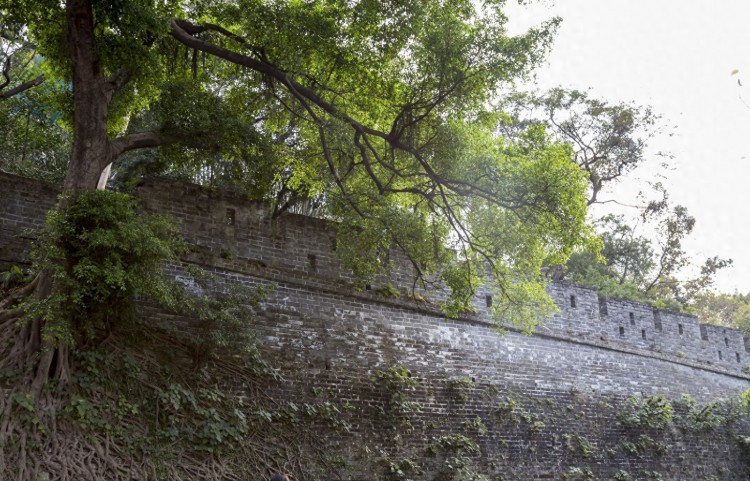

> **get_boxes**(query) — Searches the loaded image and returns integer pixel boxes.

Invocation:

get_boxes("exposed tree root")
[0,278,348,481]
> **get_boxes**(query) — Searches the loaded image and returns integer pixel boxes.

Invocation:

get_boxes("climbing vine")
[372,364,422,431]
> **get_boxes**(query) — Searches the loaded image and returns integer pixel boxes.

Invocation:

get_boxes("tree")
[0,1,596,478]
[564,209,731,311]
[692,291,750,334]
[497,88,731,309]
[0,85,70,182]
[0,17,69,180]
[498,87,663,205]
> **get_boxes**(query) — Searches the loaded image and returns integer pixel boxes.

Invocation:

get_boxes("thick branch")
[0,74,44,101]
[178,21,258,52]
[109,131,180,157]
[104,67,132,103]
[170,17,544,221]
[170,19,386,140]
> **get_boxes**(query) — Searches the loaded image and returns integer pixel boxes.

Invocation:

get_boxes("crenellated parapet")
[543,282,749,373]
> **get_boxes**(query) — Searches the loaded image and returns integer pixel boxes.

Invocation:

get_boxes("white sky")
[505,0,750,293]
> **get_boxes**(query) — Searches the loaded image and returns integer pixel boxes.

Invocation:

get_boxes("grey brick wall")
[0,173,57,267]
[2,172,750,480]
[2,171,748,384]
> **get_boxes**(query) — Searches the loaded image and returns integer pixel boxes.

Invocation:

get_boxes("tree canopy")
[498,87,663,205]
[1,0,596,326]
[564,208,732,312]
[0,2,603,477]
[494,87,731,312]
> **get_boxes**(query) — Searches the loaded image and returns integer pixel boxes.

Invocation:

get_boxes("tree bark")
[62,0,113,193]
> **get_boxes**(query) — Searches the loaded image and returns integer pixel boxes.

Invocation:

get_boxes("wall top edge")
[0,171,727,327]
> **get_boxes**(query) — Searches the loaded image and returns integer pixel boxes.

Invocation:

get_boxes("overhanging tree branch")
[170,18,547,217]
[109,131,182,158]
[170,19,388,140]
[0,74,44,101]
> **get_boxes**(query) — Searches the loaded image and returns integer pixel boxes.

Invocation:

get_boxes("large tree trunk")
[0,0,112,399]
[0,2,181,479]
[27,0,112,392]
[0,3,113,478]
[63,0,113,194]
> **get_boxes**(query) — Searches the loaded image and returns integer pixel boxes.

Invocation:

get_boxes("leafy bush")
[25,190,183,344]
[619,396,673,430]
[24,190,272,364]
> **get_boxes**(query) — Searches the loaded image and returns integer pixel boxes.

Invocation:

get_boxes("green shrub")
[25,190,184,344]
[619,396,673,430]
[25,190,272,364]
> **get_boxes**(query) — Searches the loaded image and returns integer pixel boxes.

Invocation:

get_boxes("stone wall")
[125,175,750,379]
[2,171,750,480]
[0,172,57,266]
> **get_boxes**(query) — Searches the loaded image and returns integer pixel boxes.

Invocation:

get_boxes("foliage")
[0,20,68,182]
[17,189,272,365]
[56,326,353,479]
[673,394,736,432]
[619,435,669,457]
[377,449,424,481]
[740,388,750,412]
[561,433,594,458]
[619,395,673,430]
[154,382,251,453]
[565,211,731,311]
[499,87,662,205]
[3,0,598,334]
[70,362,252,456]
[692,291,750,334]
[494,394,523,425]
[638,470,664,481]
[0,86,70,183]
[427,433,484,481]
[499,90,730,311]
[576,436,595,459]
[462,416,488,435]
[448,376,474,402]
[0,1,669,479]
[372,364,421,430]
[22,190,184,345]
[612,470,632,481]
[0,264,31,290]
[562,466,594,480]
[376,282,401,299]
[165,265,274,366]
[493,393,542,432]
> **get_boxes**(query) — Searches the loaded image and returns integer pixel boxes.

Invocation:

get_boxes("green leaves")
[619,396,674,430]
[25,189,183,344]
[13,0,597,332]
[499,88,661,205]
[565,204,731,311]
